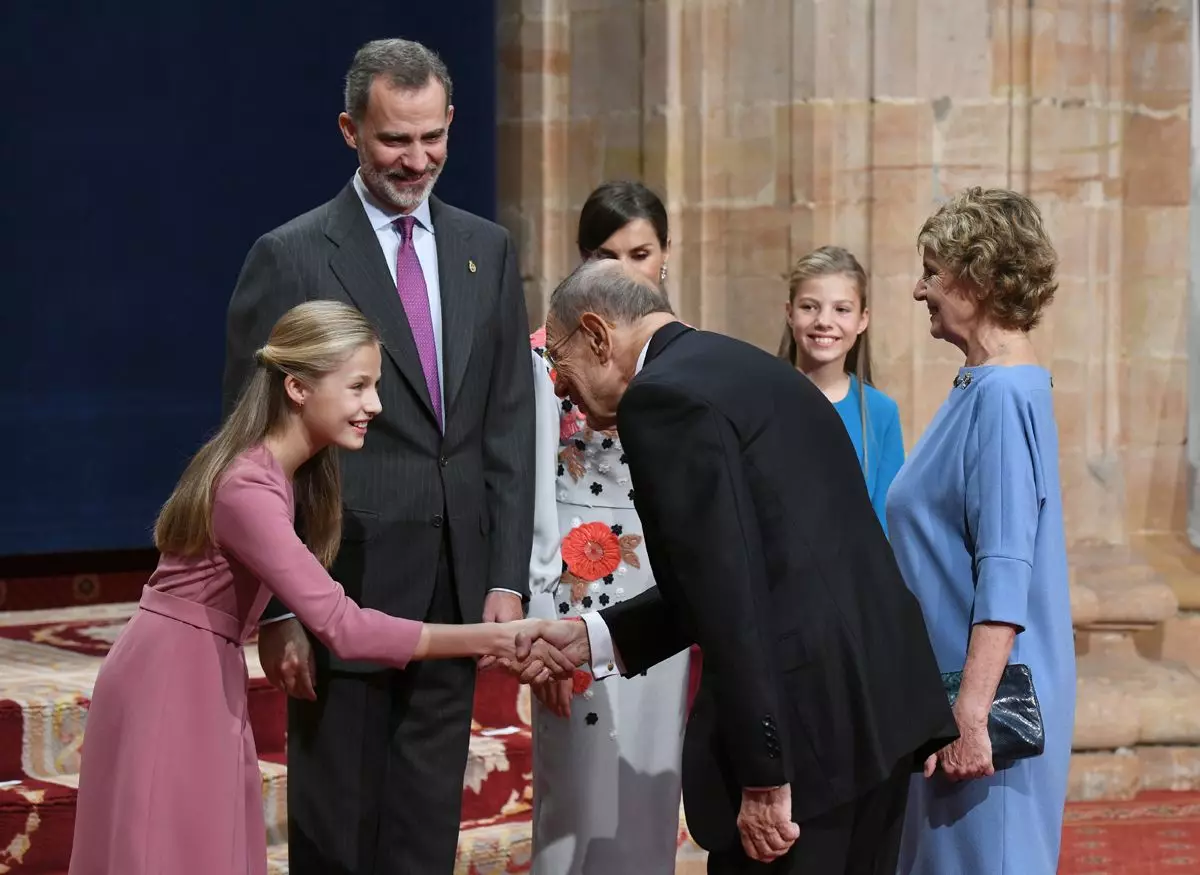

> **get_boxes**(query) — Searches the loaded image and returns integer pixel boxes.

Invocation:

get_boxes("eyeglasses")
[543,323,581,371]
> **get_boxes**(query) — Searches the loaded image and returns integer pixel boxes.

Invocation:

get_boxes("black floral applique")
[610,524,623,536]
[599,593,610,606]
[585,712,599,726]
[601,437,614,449]
[628,489,635,501]
[603,574,614,585]
[619,453,627,465]
[590,482,603,496]
[558,602,570,615]
[562,398,574,413]
[582,596,593,608]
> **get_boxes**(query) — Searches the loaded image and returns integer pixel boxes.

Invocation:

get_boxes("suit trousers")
[707,757,911,875]
[286,532,477,875]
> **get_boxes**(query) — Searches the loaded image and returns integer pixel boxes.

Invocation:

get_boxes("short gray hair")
[548,260,675,331]
[344,39,453,122]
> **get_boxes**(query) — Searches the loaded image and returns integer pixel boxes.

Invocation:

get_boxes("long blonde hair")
[154,301,380,567]
[777,245,875,475]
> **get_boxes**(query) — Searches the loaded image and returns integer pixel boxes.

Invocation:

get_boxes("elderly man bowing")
[520,260,955,874]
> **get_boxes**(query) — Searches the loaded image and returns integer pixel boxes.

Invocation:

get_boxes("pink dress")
[68,446,423,875]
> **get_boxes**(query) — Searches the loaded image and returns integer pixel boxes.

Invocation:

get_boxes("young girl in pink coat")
[68,301,562,875]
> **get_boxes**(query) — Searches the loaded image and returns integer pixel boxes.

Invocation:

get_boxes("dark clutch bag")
[941,663,1046,763]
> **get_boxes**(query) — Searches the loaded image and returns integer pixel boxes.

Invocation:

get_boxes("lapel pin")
[468,259,477,273]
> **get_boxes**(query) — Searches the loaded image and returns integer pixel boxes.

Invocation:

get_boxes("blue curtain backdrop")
[1,3,498,556]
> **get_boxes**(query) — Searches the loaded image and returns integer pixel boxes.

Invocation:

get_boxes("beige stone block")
[1133,533,1200,611]
[724,206,792,282]
[870,194,931,278]
[1119,277,1188,360]
[1067,750,1141,801]
[1137,745,1200,792]
[1042,280,1093,363]
[718,104,788,205]
[1053,205,1112,286]
[566,10,643,117]
[1123,445,1189,536]
[1139,616,1200,672]
[870,0,920,97]
[726,0,794,103]
[1123,113,1190,207]
[1075,631,1200,748]
[1119,357,1187,449]
[871,102,935,169]
[1059,449,1126,546]
[1070,581,1102,628]
[933,99,1011,181]
[1028,6,1061,97]
[1122,206,1191,281]
[724,275,797,354]
[1072,544,1178,625]
[1126,0,1192,100]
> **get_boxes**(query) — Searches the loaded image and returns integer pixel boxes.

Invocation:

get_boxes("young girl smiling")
[780,246,904,532]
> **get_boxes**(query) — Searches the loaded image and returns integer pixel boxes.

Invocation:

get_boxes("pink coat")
[68,446,423,875]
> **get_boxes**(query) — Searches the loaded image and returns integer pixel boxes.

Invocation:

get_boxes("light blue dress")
[886,365,1075,875]
[832,375,904,534]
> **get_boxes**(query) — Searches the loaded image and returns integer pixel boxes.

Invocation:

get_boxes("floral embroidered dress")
[526,332,689,875]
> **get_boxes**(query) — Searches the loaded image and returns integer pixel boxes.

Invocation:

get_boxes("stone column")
[1190,0,1200,547]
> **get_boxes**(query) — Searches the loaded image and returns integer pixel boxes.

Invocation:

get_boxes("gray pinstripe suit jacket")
[222,182,535,668]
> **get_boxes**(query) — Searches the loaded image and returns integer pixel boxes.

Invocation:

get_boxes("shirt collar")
[352,170,434,235]
[635,338,652,375]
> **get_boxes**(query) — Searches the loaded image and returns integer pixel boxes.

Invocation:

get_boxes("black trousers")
[286,537,477,875]
[707,757,911,875]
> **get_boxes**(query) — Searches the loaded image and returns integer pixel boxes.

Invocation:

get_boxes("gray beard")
[361,155,445,212]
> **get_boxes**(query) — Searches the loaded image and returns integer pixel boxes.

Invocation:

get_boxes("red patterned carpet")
[1060,792,1200,874]
[1,569,1198,873]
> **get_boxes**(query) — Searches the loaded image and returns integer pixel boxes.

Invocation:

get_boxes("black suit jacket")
[602,322,954,850]
[222,183,535,670]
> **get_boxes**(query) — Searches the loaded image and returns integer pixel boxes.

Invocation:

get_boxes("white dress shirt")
[579,338,653,678]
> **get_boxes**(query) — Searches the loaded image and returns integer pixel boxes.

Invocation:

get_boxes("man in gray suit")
[222,39,535,874]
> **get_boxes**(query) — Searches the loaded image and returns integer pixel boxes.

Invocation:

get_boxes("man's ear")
[578,312,612,361]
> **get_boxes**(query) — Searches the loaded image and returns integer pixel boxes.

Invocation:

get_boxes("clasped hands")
[480,618,592,687]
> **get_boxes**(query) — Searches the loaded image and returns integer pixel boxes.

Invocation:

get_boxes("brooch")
[953,371,973,389]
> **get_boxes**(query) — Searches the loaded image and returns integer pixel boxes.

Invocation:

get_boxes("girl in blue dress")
[886,187,1075,874]
[779,246,904,532]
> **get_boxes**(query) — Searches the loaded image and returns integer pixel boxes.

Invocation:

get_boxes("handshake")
[481,618,594,697]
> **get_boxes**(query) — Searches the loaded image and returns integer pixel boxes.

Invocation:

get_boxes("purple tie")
[394,216,442,428]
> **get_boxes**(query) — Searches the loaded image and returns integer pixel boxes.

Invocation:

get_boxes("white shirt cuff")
[487,588,525,598]
[580,612,624,679]
[260,612,296,625]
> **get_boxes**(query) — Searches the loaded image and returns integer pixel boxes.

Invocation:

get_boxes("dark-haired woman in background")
[527,181,688,874]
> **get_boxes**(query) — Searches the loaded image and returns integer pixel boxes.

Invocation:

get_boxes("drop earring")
[659,263,668,283]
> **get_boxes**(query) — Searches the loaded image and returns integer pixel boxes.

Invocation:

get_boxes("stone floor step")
[1068,746,1200,801]
[1074,630,1200,751]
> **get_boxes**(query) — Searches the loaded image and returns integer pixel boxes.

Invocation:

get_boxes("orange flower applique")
[562,522,622,582]
[560,523,644,602]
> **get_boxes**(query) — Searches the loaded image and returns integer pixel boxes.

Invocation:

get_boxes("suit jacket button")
[431,514,444,528]
[439,455,448,467]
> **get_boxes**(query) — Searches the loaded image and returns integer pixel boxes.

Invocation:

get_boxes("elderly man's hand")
[513,618,592,684]
[737,784,800,863]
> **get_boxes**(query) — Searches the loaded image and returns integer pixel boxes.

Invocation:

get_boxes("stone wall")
[497,0,1192,545]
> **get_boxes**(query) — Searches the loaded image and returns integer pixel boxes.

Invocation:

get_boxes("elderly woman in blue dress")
[886,187,1075,875]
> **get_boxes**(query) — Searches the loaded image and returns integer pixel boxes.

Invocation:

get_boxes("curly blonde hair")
[917,187,1058,331]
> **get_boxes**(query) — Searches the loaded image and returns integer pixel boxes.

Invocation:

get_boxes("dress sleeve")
[212,460,422,667]
[528,350,563,593]
[872,396,905,535]
[965,380,1044,632]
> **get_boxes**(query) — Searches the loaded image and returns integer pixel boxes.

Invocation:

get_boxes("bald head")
[548,258,674,334]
